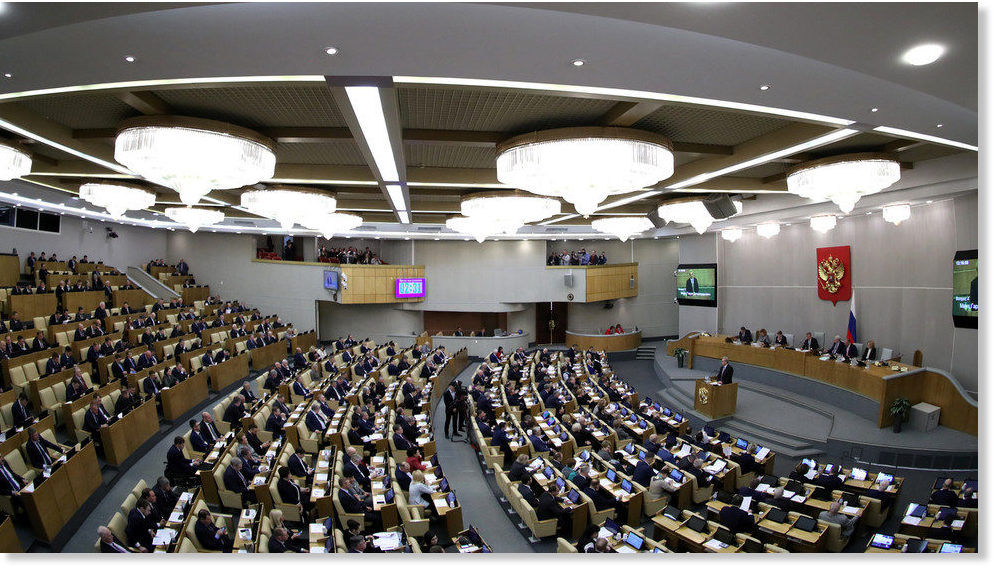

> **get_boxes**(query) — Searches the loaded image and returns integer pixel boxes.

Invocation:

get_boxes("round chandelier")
[786,153,900,213]
[79,182,156,218]
[591,217,653,242]
[165,206,224,233]
[0,141,31,181]
[115,116,277,206]
[882,203,911,225]
[809,214,838,233]
[720,228,743,242]
[302,212,364,239]
[460,191,561,231]
[496,127,674,216]
[446,215,514,243]
[756,221,781,239]
[657,198,742,234]
[241,186,338,231]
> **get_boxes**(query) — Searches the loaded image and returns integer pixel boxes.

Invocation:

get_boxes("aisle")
[431,363,535,553]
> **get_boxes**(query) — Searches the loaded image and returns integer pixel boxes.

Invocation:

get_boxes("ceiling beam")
[671,142,734,156]
[403,129,506,147]
[880,138,927,153]
[257,127,351,143]
[115,91,171,115]
[597,101,663,127]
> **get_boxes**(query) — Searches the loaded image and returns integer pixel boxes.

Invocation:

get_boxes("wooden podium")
[694,378,737,419]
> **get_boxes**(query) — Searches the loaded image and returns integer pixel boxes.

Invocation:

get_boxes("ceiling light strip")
[0,76,326,103]
[344,86,401,183]
[667,128,858,189]
[395,76,856,127]
[873,126,978,152]
[0,118,132,175]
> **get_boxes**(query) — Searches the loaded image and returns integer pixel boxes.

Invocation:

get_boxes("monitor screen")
[624,532,644,550]
[559,431,569,441]
[542,410,550,418]
[801,458,817,469]
[624,442,635,454]
[579,450,590,461]
[663,505,681,520]
[674,413,683,422]
[547,417,555,426]
[676,263,718,307]
[439,478,449,492]
[735,438,748,450]
[323,270,339,291]
[606,469,618,482]
[952,249,978,328]
[904,539,928,553]
[447,492,456,507]
[543,466,554,479]
[395,277,426,299]
[669,470,683,482]
[555,477,566,490]
[621,479,633,493]
[663,407,672,416]
[870,534,894,549]
[567,489,580,503]
[939,543,963,553]
[604,518,620,534]
[638,450,647,460]
[638,420,647,429]
[384,488,395,502]
[685,515,708,533]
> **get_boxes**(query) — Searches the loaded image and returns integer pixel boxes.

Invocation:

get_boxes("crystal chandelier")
[0,141,31,181]
[446,215,513,243]
[460,191,561,232]
[241,187,338,231]
[79,182,156,218]
[787,153,900,213]
[882,204,911,225]
[301,212,363,239]
[809,214,838,233]
[591,217,653,242]
[756,222,781,238]
[165,207,224,233]
[720,228,743,242]
[657,199,742,234]
[115,116,277,206]
[496,127,674,216]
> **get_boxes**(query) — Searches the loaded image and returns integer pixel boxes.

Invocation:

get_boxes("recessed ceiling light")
[324,46,340,56]
[570,59,586,67]
[901,43,945,66]
[936,124,943,128]
[866,211,873,215]
[926,200,934,204]
[870,107,879,113]
[784,223,791,227]
[2,73,11,79]
[759,84,771,91]
[124,56,136,63]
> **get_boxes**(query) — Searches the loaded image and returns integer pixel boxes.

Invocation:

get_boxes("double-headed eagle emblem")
[698,386,709,405]
[818,255,845,293]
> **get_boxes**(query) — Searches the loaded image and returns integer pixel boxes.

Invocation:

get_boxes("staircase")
[635,345,656,361]
[125,266,178,300]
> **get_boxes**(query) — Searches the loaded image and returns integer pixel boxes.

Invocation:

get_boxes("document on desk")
[315,473,328,483]
[841,505,860,515]
[309,546,326,553]
[311,488,325,498]
[168,511,185,524]
[704,539,729,551]
[902,516,923,526]
[597,527,615,540]
[754,447,771,461]
[790,493,807,503]
[317,460,330,468]
[153,528,177,545]
[372,531,403,550]
[952,519,965,529]
[756,483,771,493]
[740,497,752,511]
[309,523,325,535]
[20,482,34,493]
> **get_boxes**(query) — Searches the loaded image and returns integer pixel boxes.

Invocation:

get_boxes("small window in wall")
[38,212,60,233]
[15,208,38,230]
[5,206,61,233]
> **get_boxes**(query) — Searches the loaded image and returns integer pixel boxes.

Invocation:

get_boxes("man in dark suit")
[528,429,550,452]
[930,479,959,507]
[304,403,327,434]
[826,335,846,358]
[800,332,819,351]
[288,448,313,478]
[343,448,371,490]
[845,341,859,359]
[338,476,380,527]
[632,459,654,486]
[24,427,64,468]
[11,393,33,428]
[59,346,75,369]
[222,395,246,430]
[201,350,216,368]
[737,445,759,475]
[43,351,61,377]
[719,495,755,533]
[194,509,233,552]
[716,357,734,384]
[392,425,414,452]
[443,383,459,439]
[136,350,157,371]
[276,466,308,518]
[189,420,210,453]
[223,459,255,507]
[154,477,179,514]
[110,354,128,382]
[166,437,203,476]
[395,462,413,492]
[31,331,49,353]
[97,526,132,553]
[685,271,699,293]
[125,498,155,552]
[143,372,162,398]
[268,527,303,553]
[266,409,287,437]
[239,381,258,404]
[0,454,26,497]
[114,386,138,415]
[737,327,753,343]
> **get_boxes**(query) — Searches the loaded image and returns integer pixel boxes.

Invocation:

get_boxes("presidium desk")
[564,329,642,352]
[668,334,978,436]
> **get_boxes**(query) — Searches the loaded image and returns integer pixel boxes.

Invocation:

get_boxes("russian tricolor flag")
[847,290,858,344]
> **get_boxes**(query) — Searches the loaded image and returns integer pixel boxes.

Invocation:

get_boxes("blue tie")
[36,441,51,466]
[1,463,20,491]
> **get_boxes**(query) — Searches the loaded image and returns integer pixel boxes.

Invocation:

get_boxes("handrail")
[125,266,178,300]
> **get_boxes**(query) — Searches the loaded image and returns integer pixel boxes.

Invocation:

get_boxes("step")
[721,418,824,450]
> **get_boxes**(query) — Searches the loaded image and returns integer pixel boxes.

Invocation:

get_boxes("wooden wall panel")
[585,263,638,302]
[339,265,425,304]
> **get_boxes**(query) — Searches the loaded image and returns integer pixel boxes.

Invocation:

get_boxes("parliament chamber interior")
[0,1,982,560]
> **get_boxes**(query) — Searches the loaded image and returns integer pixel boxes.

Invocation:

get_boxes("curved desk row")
[668,333,977,435]
[565,330,641,352]
[382,333,529,358]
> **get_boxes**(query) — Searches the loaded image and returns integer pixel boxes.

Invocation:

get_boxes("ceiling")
[0,2,978,238]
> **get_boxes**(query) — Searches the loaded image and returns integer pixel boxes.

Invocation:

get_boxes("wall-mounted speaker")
[629,276,635,289]
[564,274,574,288]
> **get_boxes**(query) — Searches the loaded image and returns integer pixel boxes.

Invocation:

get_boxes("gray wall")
[567,238,680,338]
[678,233,720,336]
[712,193,978,392]
[0,215,168,273]
[317,301,424,344]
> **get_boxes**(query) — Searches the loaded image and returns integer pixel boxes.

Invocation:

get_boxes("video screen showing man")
[952,256,978,318]
[675,266,716,302]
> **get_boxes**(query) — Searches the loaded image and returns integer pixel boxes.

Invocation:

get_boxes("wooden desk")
[112,289,153,310]
[27,363,92,409]
[62,381,121,442]
[291,331,318,353]
[20,440,101,542]
[181,286,210,305]
[153,333,197,361]
[565,330,642,352]
[685,335,978,435]
[159,274,195,290]
[248,341,287,370]
[99,397,159,465]
[208,353,250,392]
[0,414,56,457]
[694,379,737,419]
[161,370,210,421]
[431,492,464,535]
[8,293,58,320]
[62,290,107,313]
[47,317,101,343]
[0,254,19,287]
[0,513,21,552]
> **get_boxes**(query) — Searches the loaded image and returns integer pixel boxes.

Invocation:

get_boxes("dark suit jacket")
[126,508,153,550]
[288,453,309,478]
[194,521,228,551]
[11,401,32,427]
[719,505,754,533]
[277,478,303,505]
[717,364,734,384]
[536,492,566,521]
[930,488,959,508]
[338,488,365,513]
[25,437,61,468]
[223,465,250,495]
[686,277,699,293]
[190,430,209,453]
[801,337,819,350]
[827,341,846,357]
[862,347,877,360]
[845,343,859,359]
[393,433,413,451]
[0,461,26,495]
[166,445,196,474]
[632,460,654,486]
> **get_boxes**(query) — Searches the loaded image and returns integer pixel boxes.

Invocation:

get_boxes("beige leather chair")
[394,482,429,537]
[556,537,578,552]
[120,493,138,517]
[509,484,557,538]
[821,519,849,552]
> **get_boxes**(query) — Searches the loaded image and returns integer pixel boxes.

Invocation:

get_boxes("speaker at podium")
[695,378,738,419]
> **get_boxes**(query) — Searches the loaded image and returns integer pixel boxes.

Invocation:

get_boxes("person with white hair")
[97,526,131,553]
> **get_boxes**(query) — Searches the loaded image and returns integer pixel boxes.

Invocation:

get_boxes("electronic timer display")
[395,278,426,298]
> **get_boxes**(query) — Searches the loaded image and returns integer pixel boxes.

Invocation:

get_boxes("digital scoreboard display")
[395,277,426,298]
